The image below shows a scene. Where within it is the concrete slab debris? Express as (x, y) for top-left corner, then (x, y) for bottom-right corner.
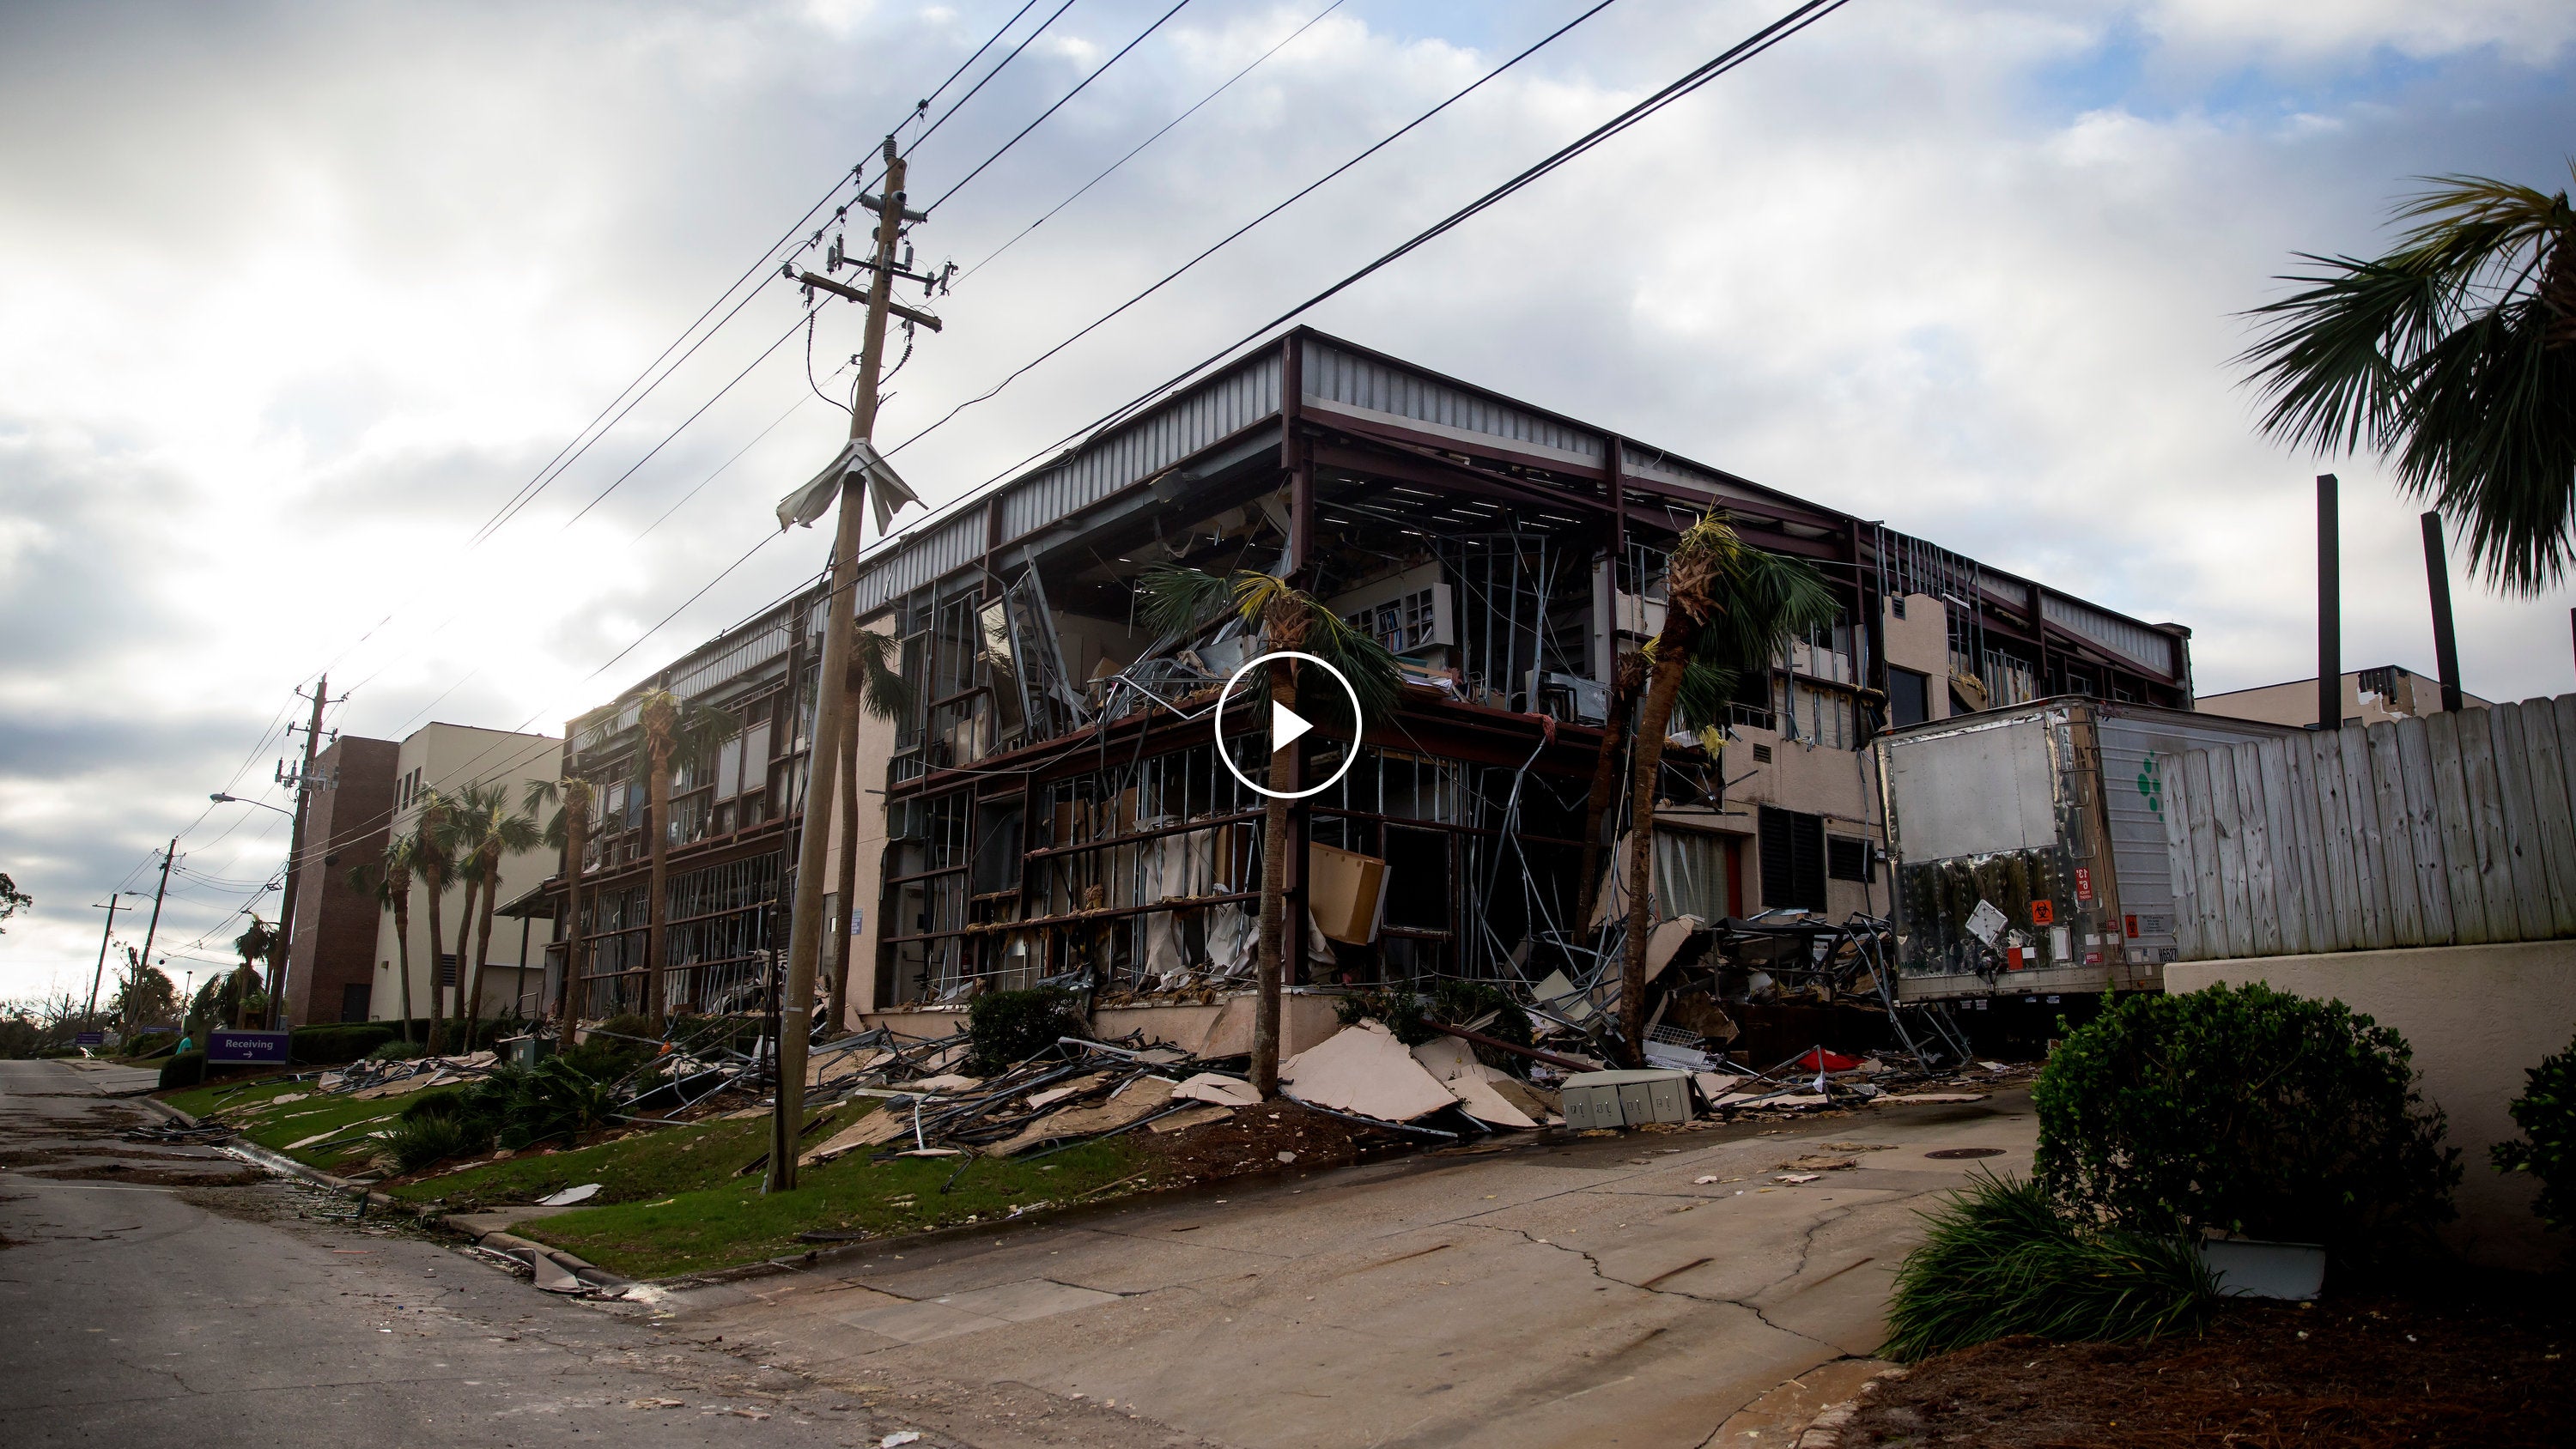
(1278, 1020), (1455, 1122)
(1409, 1037), (1537, 1130)
(1170, 1072), (1261, 1107)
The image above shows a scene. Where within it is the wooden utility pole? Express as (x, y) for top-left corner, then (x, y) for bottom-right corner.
(772, 137), (925, 1193)
(83, 897), (123, 1025)
(133, 839), (177, 1034)
(268, 675), (331, 1028)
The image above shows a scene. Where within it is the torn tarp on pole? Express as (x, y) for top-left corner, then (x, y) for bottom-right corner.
(777, 437), (922, 535)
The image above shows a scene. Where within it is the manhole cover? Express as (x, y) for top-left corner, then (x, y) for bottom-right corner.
(1924, 1148), (2005, 1159)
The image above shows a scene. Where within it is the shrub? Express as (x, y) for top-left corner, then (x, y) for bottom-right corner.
(967, 986), (1085, 1074)
(1881, 1173), (2216, 1362)
(2493, 1031), (2576, 1234)
(2033, 983), (2459, 1260)
(562, 1032), (655, 1085)
(127, 1032), (179, 1059)
(381, 1113), (482, 1173)
(290, 1022), (398, 1065)
(1332, 983), (1536, 1076)
(160, 1051), (207, 1090)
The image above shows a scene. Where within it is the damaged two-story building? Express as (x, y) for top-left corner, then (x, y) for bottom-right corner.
(538, 329), (2196, 1043)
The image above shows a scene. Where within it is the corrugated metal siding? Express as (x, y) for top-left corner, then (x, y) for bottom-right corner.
(857, 508), (988, 611)
(999, 355), (1279, 541)
(2044, 594), (2179, 678)
(852, 353), (1282, 612)
(1302, 337), (1602, 462)
(1624, 451), (1725, 497)
(667, 614), (794, 703)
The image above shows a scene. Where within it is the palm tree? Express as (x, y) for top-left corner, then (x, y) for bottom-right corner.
(525, 774), (592, 1050)
(1139, 565), (1401, 1096)
(1572, 649), (1738, 937)
(448, 783), (544, 1053)
(353, 835), (422, 1043)
(230, 916), (276, 1030)
(1617, 514), (1835, 1063)
(829, 628), (913, 1029)
(2239, 168), (2576, 593)
(635, 689), (736, 1024)
(412, 793), (458, 1055)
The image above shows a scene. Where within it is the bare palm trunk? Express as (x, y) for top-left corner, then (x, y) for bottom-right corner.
(452, 869), (481, 1045)
(556, 799), (586, 1052)
(1575, 654), (1643, 935)
(1618, 642), (1692, 1067)
(1253, 658), (1300, 1098)
(828, 673), (861, 1032)
(646, 743), (673, 1024)
(463, 855), (500, 1052)
(392, 892), (416, 1042)
(422, 863), (450, 1057)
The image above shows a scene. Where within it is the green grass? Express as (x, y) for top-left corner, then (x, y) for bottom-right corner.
(165, 1076), (422, 1176)
(386, 1114), (781, 1211)
(521, 1137), (1150, 1281)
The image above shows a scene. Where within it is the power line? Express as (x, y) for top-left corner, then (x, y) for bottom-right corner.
(908, 0), (1084, 155)
(884, 0), (1631, 462)
(957, 0), (1348, 282)
(920, 0), (1194, 215)
(920, 0), (1854, 519)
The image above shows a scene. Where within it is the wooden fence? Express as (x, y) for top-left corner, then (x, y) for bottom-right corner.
(2161, 694), (2576, 961)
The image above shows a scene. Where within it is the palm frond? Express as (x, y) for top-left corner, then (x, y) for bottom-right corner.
(1299, 604), (1405, 723)
(2395, 295), (2576, 591)
(1691, 543), (1839, 674)
(2238, 168), (2576, 596)
(1135, 564), (1248, 638)
(852, 627), (914, 721)
(1675, 658), (1740, 733)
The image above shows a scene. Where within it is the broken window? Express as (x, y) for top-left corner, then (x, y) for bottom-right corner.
(1826, 834), (1874, 883)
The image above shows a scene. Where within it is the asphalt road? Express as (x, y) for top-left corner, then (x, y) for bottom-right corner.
(0, 1057), (939, 1449)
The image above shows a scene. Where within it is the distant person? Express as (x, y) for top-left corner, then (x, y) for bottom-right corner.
(176, 1034), (193, 1056)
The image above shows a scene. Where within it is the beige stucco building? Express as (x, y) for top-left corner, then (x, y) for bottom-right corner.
(368, 722), (562, 1027)
(2197, 665), (2490, 731)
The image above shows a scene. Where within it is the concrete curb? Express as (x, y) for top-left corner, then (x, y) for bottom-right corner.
(155, 1093), (628, 1294)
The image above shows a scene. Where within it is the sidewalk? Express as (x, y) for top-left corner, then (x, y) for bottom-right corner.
(662, 1092), (2033, 1449)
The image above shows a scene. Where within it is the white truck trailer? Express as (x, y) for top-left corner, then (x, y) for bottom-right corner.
(1874, 698), (2299, 999)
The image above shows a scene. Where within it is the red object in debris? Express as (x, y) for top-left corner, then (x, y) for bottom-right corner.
(2074, 867), (2094, 902)
(1791, 1048), (1864, 1072)
(2005, 945), (2026, 970)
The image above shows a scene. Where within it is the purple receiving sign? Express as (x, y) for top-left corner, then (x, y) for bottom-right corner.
(74, 1031), (103, 1046)
(206, 1029), (291, 1065)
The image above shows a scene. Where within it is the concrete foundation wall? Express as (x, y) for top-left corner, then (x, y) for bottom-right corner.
(2167, 940), (2576, 1270)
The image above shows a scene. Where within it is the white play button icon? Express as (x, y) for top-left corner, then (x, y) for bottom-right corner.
(1215, 651), (1364, 801)
(1270, 700), (1313, 754)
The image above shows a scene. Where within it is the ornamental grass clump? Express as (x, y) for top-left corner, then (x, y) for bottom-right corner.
(1880, 1172), (2218, 1361)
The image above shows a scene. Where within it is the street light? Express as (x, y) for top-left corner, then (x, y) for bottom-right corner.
(209, 791), (293, 817)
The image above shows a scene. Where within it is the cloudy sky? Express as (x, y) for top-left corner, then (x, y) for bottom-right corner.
(3, 0), (2572, 1003)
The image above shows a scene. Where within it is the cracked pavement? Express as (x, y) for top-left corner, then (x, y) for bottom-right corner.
(664, 1088), (2038, 1449)
(0, 1057), (955, 1447)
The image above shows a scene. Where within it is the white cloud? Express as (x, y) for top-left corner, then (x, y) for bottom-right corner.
(0, 0), (2570, 996)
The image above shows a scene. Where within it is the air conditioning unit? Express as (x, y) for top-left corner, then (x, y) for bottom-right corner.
(1528, 670), (1608, 724)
